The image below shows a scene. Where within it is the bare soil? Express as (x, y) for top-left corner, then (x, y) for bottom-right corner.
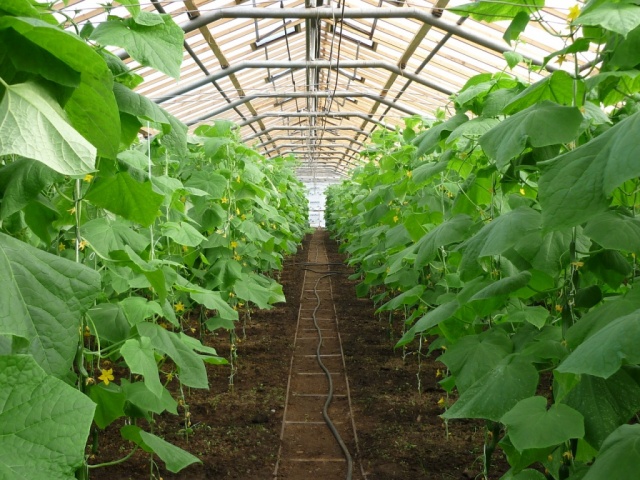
(87, 229), (509, 480)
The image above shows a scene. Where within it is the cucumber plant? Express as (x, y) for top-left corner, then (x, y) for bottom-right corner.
(327, 1), (640, 478)
(0, 1), (309, 478)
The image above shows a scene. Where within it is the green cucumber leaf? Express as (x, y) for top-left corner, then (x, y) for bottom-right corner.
(583, 425), (640, 479)
(539, 111), (640, 231)
(84, 172), (163, 227)
(563, 368), (640, 449)
(0, 82), (95, 176)
(501, 396), (584, 451)
(442, 355), (539, 422)
(0, 355), (96, 479)
(120, 336), (163, 398)
(0, 232), (100, 377)
(557, 310), (640, 378)
(440, 330), (513, 393)
(480, 101), (582, 169)
(90, 14), (184, 79)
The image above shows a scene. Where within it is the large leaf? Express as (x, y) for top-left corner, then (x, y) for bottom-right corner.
(0, 232), (100, 377)
(450, 0), (544, 22)
(121, 426), (200, 473)
(395, 300), (460, 347)
(0, 158), (61, 219)
(576, 2), (640, 37)
(514, 229), (572, 276)
(539, 112), (640, 231)
(503, 71), (585, 114)
(442, 355), (539, 422)
(479, 101), (582, 169)
(113, 82), (170, 126)
(0, 16), (120, 158)
(84, 172), (163, 227)
(458, 207), (541, 280)
(413, 113), (468, 157)
(234, 272), (285, 309)
(414, 215), (473, 268)
(439, 330), (513, 393)
(565, 288), (640, 349)
(82, 217), (150, 258)
(501, 396), (584, 451)
(584, 209), (640, 254)
(136, 323), (208, 389)
(557, 310), (640, 378)
(161, 222), (206, 247)
(175, 278), (238, 323)
(91, 14), (184, 79)
(583, 425), (640, 479)
(0, 82), (95, 176)
(0, 355), (96, 480)
(120, 336), (163, 398)
(469, 271), (532, 301)
(563, 368), (640, 449)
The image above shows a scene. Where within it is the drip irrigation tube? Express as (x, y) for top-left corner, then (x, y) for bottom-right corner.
(312, 272), (353, 480)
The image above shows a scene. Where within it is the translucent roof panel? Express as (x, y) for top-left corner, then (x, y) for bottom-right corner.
(52, 0), (595, 183)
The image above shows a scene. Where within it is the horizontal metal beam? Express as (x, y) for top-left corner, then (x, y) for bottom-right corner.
(264, 144), (361, 155)
(179, 7), (556, 72)
(154, 60), (453, 104)
(253, 135), (365, 148)
(243, 125), (368, 142)
(234, 111), (395, 129)
(184, 90), (425, 126)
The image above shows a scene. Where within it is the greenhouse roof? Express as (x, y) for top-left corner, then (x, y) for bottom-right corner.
(52, 0), (594, 182)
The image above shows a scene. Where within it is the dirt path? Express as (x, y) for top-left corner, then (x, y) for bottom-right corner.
(275, 229), (364, 479)
(88, 229), (510, 479)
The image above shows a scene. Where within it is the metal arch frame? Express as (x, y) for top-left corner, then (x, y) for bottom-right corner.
(154, 60), (454, 104)
(183, 90), (424, 126)
(253, 135), (365, 148)
(177, 7), (557, 73)
(242, 125), (368, 142)
(233, 111), (395, 129)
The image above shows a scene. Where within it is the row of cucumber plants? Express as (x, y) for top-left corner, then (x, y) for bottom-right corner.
(0, 1), (309, 478)
(326, 1), (640, 479)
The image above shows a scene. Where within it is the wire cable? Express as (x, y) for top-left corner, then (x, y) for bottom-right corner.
(311, 271), (353, 480)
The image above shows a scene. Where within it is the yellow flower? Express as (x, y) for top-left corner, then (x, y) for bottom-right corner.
(556, 54), (567, 66)
(519, 188), (526, 196)
(571, 260), (584, 269)
(77, 239), (88, 251)
(230, 241), (238, 249)
(555, 304), (563, 313)
(221, 196), (228, 204)
(229, 292), (236, 298)
(406, 170), (413, 178)
(233, 254), (242, 261)
(567, 4), (580, 22)
(562, 451), (573, 460)
(241, 214), (247, 220)
(435, 368), (442, 378)
(437, 397), (446, 407)
(83, 174), (94, 182)
(98, 368), (115, 386)
(393, 215), (399, 223)
(236, 208), (240, 216)
(165, 372), (174, 382)
(182, 245), (188, 252)
(174, 301), (185, 313)
(68, 206), (76, 215)
(58, 242), (66, 252)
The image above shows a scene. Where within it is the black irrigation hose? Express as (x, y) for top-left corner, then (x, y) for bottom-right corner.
(312, 272), (354, 480)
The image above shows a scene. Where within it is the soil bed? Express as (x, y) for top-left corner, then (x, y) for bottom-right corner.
(88, 230), (509, 479)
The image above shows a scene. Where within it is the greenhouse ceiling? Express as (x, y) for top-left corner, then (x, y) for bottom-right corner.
(52, 0), (594, 182)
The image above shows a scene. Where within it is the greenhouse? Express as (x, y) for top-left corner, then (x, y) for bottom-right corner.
(1, 0), (638, 478)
